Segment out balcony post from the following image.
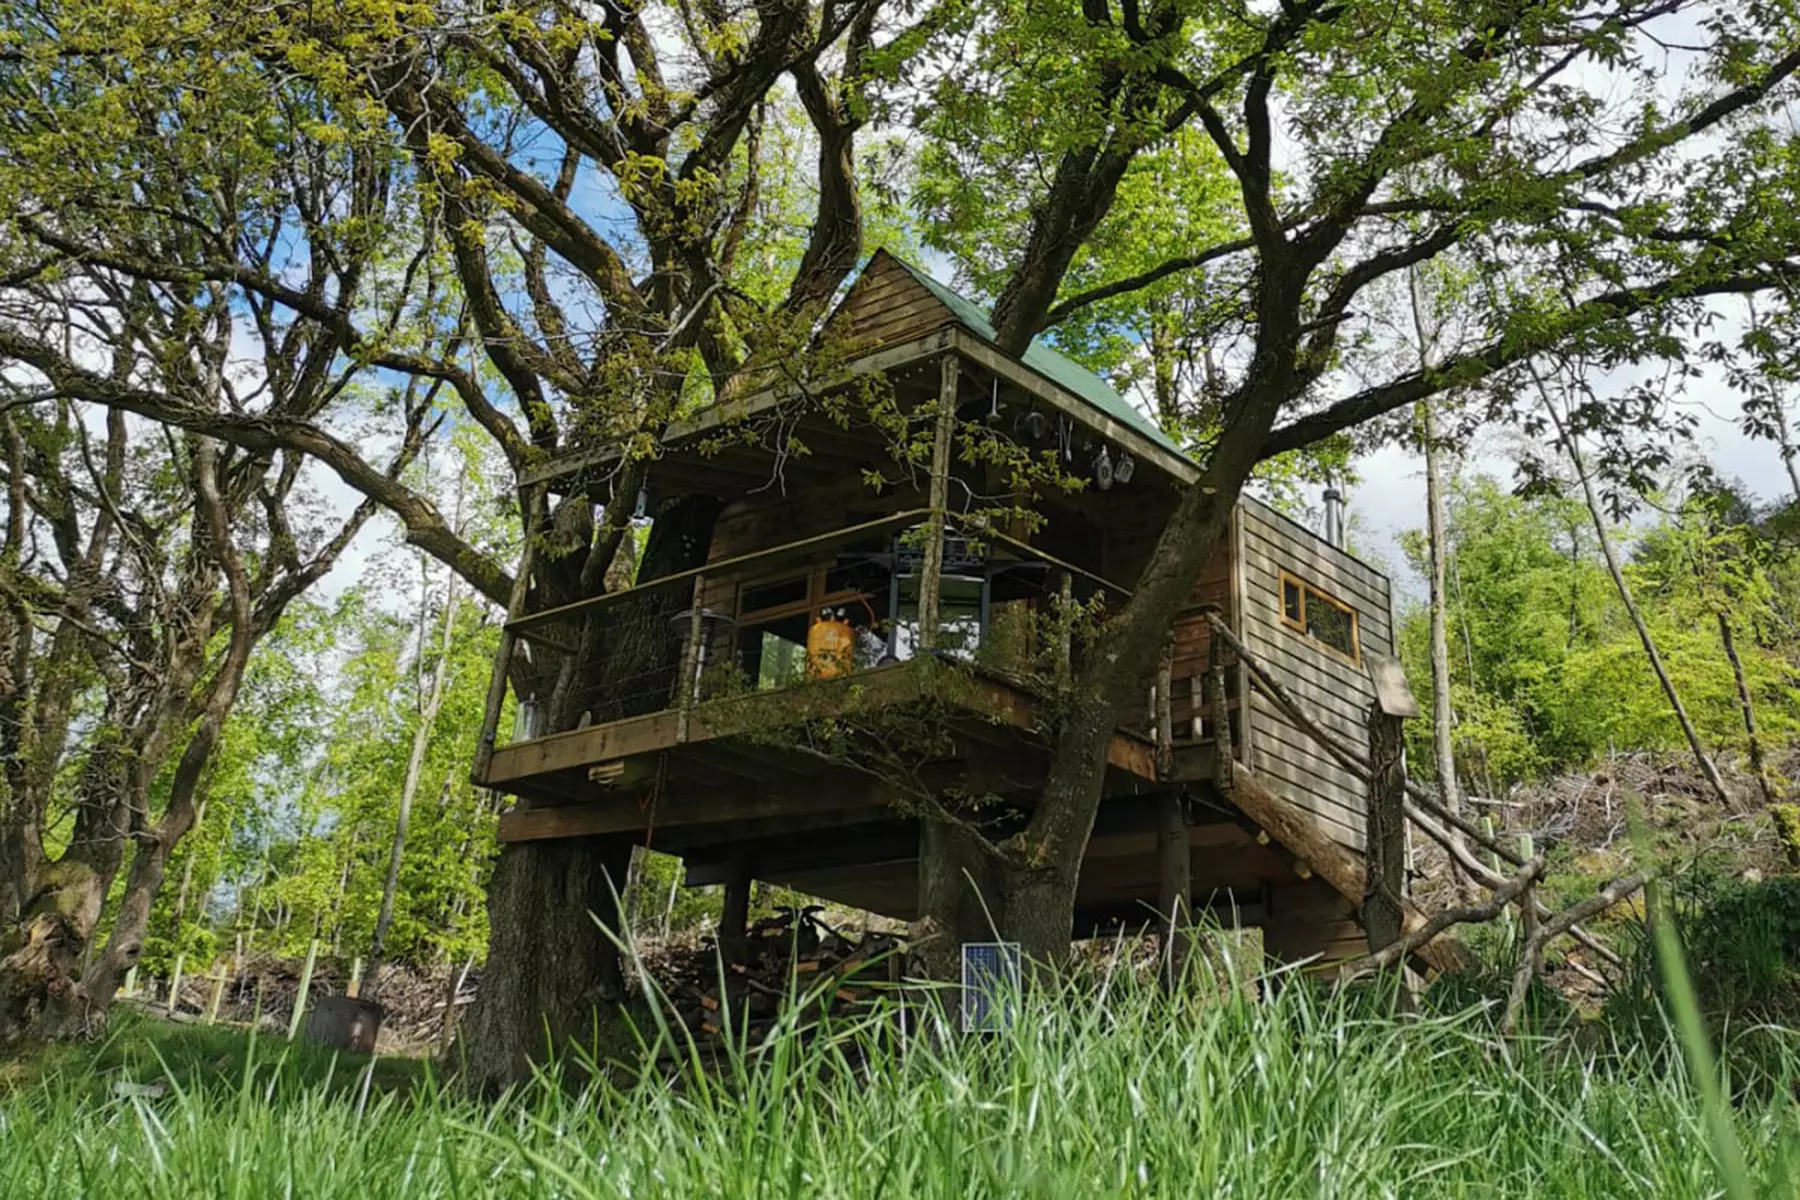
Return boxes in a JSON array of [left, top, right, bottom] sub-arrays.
[[917, 353, 958, 651], [675, 574, 706, 744]]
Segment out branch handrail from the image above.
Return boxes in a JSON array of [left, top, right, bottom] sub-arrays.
[[506, 508, 930, 637], [1200, 609, 1626, 971], [506, 507, 1132, 641]]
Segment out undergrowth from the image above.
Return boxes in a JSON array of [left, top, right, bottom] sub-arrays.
[[2, 957, 1797, 1198]]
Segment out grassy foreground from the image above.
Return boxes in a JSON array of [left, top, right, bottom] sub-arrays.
[[2, 966, 1797, 1198]]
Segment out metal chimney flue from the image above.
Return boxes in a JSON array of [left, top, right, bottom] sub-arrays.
[[1322, 487, 1345, 548]]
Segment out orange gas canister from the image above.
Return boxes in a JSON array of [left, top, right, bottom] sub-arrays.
[[807, 608, 855, 680]]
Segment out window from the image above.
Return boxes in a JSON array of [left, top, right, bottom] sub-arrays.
[[1277, 570, 1360, 663], [732, 559, 893, 693]]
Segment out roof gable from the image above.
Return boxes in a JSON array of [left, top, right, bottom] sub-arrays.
[[842, 250, 1189, 462]]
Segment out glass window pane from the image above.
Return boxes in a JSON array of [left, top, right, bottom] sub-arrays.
[[738, 613, 809, 691], [889, 573, 985, 662], [1282, 578, 1303, 624], [740, 576, 808, 616], [1305, 594, 1356, 658]]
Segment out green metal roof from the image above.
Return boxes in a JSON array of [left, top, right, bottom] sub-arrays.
[[882, 254, 1190, 461]]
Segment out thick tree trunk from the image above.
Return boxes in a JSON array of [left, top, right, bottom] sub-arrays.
[[0, 860, 110, 1042], [911, 820, 1002, 980], [455, 835, 634, 1090], [466, 496, 719, 1086], [0, 732, 141, 1042], [1420, 405, 1463, 819]]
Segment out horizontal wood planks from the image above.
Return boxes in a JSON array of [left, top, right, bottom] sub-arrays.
[[1235, 497, 1395, 849], [836, 254, 957, 349], [1262, 878, 1366, 964]]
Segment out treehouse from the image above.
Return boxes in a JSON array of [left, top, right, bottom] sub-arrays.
[[472, 251, 1407, 966]]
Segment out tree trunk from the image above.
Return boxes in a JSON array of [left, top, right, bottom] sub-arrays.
[[0, 860, 110, 1042], [464, 495, 719, 1086], [0, 731, 141, 1042], [1420, 403, 1465, 823], [1538, 383, 1732, 807], [1718, 610, 1797, 864], [910, 820, 1002, 980], [367, 567, 461, 1002], [454, 835, 634, 1091]]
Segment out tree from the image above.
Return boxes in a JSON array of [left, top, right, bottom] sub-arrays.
[[0, 12, 451, 1039], [8, 0, 1800, 1077], [367, 491, 467, 1001]]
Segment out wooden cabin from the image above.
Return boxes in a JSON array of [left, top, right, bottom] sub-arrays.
[[474, 251, 1403, 965]]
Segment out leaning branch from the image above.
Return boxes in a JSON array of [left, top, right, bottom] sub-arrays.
[[1202, 609, 1624, 970], [1260, 263, 1800, 459], [0, 328, 515, 607], [1337, 856, 1545, 982], [1502, 871, 1649, 1034]]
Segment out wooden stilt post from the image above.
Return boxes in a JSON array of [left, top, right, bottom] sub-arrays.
[[166, 953, 186, 1017], [1364, 702, 1408, 953], [720, 848, 752, 965], [917, 354, 959, 652], [347, 956, 363, 999], [1156, 791, 1190, 987], [1362, 654, 1420, 958]]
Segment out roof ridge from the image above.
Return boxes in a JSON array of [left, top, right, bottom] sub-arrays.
[[865, 249, 1188, 461]]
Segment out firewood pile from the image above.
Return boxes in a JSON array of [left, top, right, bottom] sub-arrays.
[[652, 906, 905, 1044]]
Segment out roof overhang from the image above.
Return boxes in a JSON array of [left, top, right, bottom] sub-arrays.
[[520, 327, 1198, 494]]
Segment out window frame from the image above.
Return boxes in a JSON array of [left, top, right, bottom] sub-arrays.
[[1276, 569, 1362, 665]]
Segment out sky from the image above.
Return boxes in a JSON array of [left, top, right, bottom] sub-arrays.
[[1338, 392, 1795, 604]]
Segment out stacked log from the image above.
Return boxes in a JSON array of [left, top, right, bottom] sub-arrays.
[[655, 906, 903, 1044]]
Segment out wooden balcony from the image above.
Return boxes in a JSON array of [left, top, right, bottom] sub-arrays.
[[486, 659, 1167, 842]]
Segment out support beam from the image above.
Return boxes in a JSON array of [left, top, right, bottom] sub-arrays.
[[720, 849, 751, 965], [916, 354, 958, 650], [1156, 791, 1190, 986], [1363, 703, 1407, 953]]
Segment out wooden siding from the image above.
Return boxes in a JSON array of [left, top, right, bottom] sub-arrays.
[[835, 252, 957, 350], [1235, 497, 1394, 850], [1087, 485, 1233, 737], [1262, 877, 1366, 963]]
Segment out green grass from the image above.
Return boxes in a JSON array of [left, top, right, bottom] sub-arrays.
[[2, 964, 1797, 1198], [0, 1008, 429, 1101]]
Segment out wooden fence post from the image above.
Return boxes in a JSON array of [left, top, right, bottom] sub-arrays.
[[288, 936, 320, 1040], [205, 968, 227, 1026], [166, 953, 186, 1018]]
